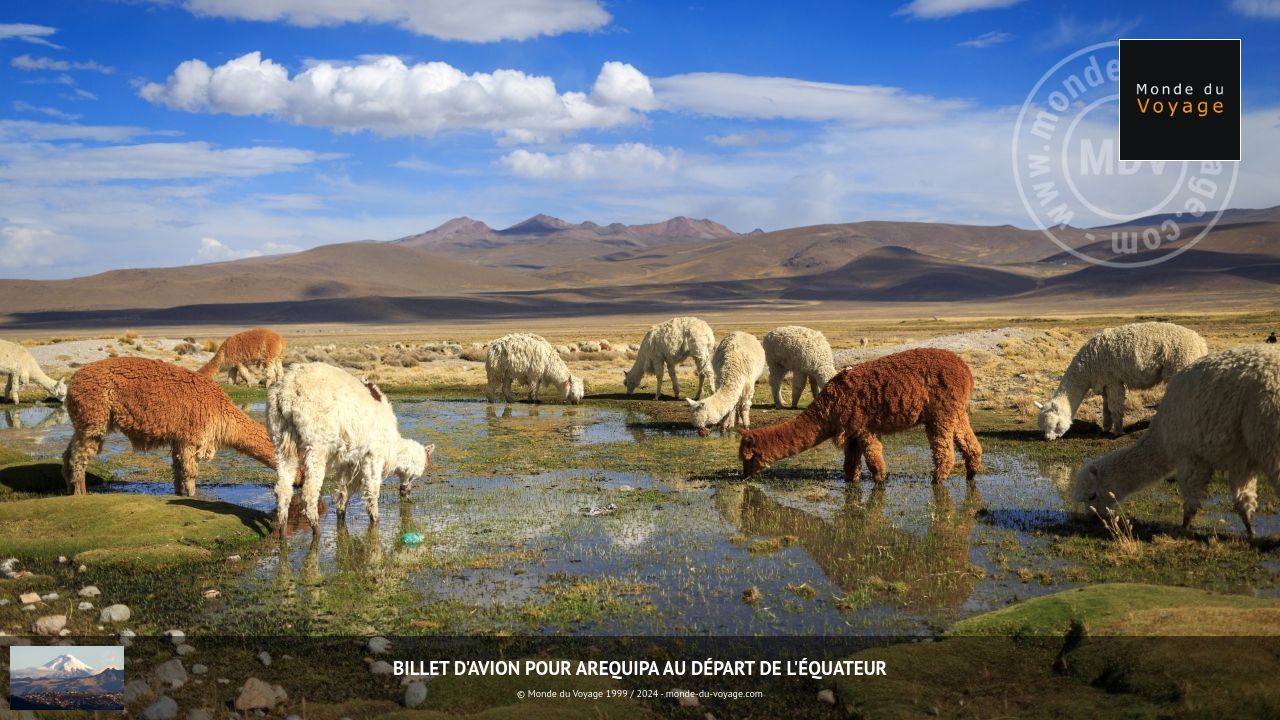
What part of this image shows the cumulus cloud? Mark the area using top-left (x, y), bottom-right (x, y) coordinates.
top-left (175, 0), bottom-right (610, 41)
top-left (0, 141), bottom-right (339, 183)
top-left (196, 236), bottom-right (300, 262)
top-left (500, 143), bottom-right (680, 181)
top-left (0, 222), bottom-right (80, 269)
top-left (11, 54), bottom-right (114, 73)
top-left (959, 30), bottom-right (1011, 48)
top-left (1232, 0), bottom-right (1280, 18)
top-left (140, 53), bottom-right (653, 142)
top-left (0, 23), bottom-right (63, 49)
top-left (897, 0), bottom-right (1023, 19)
top-left (652, 73), bottom-right (966, 125)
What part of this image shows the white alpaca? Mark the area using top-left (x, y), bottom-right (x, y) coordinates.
top-left (0, 339), bottom-right (67, 404)
top-left (1073, 345), bottom-right (1280, 539)
top-left (762, 326), bottom-right (836, 409)
top-left (484, 333), bottom-right (585, 404)
top-left (268, 362), bottom-right (433, 530)
top-left (1036, 322), bottom-right (1207, 439)
top-left (623, 316), bottom-right (716, 400)
top-left (686, 331), bottom-right (766, 435)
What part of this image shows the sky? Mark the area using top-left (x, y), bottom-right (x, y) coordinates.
top-left (10, 645), bottom-right (123, 671)
top-left (1, 0), bottom-right (1279, 278)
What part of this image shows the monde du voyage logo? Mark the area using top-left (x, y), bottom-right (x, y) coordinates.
top-left (1013, 39), bottom-right (1242, 269)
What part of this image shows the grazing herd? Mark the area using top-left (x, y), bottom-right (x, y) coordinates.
top-left (2, 317), bottom-right (1279, 542)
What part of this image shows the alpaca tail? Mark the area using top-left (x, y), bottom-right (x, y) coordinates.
top-left (197, 344), bottom-right (225, 378)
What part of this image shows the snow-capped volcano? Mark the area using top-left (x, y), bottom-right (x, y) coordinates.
top-left (12, 654), bottom-right (96, 678)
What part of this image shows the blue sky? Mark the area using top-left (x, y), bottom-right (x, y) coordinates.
top-left (1, 0), bottom-right (1278, 278)
top-left (10, 645), bottom-right (123, 671)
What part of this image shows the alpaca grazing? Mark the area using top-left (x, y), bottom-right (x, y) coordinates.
top-left (623, 316), bottom-right (716, 400)
top-left (61, 357), bottom-right (277, 495)
top-left (1073, 346), bottom-right (1280, 539)
top-left (484, 333), bottom-right (584, 404)
top-left (0, 339), bottom-right (67, 404)
top-left (762, 326), bottom-right (836, 409)
top-left (687, 331), bottom-right (765, 436)
top-left (738, 348), bottom-right (982, 485)
top-left (1036, 321), bottom-right (1207, 439)
top-left (268, 362), bottom-right (433, 531)
top-left (199, 328), bottom-right (286, 386)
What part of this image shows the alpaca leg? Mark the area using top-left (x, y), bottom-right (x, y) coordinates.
top-left (274, 445), bottom-right (301, 528)
top-left (1102, 384), bottom-right (1126, 435)
top-left (359, 456), bottom-right (381, 524)
top-left (790, 371), bottom-right (804, 409)
top-left (62, 433), bottom-right (103, 495)
top-left (953, 417), bottom-right (983, 485)
top-left (300, 451), bottom-right (327, 534)
top-left (333, 464), bottom-right (352, 519)
top-left (667, 361), bottom-right (681, 400)
top-left (530, 377), bottom-right (541, 403)
top-left (843, 437), bottom-right (866, 483)
top-left (768, 364), bottom-right (785, 409)
top-left (171, 444), bottom-right (199, 496)
top-left (484, 376), bottom-right (497, 403)
top-left (863, 435), bottom-right (887, 484)
top-left (234, 363), bottom-right (256, 386)
top-left (1176, 461), bottom-right (1213, 532)
top-left (1229, 472), bottom-right (1259, 540)
top-left (738, 385), bottom-right (753, 429)
top-left (3, 373), bottom-right (17, 404)
top-left (652, 360), bottom-right (663, 400)
top-left (926, 422), bottom-right (957, 484)
top-left (502, 378), bottom-right (514, 403)
top-left (808, 375), bottom-right (822, 403)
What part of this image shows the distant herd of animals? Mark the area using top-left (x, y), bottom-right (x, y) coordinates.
top-left (1, 318), bottom-right (1278, 541)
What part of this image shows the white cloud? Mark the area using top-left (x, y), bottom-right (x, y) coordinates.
top-left (0, 141), bottom-right (339, 183)
top-left (251, 193), bottom-right (325, 210)
top-left (0, 120), bottom-right (170, 142)
top-left (897, 0), bottom-right (1022, 19)
top-left (705, 130), bottom-right (791, 147)
top-left (959, 30), bottom-right (1011, 48)
top-left (0, 23), bottom-right (63, 49)
top-left (11, 54), bottom-right (114, 74)
top-left (12, 101), bottom-right (81, 121)
top-left (1045, 16), bottom-right (1142, 47)
top-left (652, 73), bottom-right (966, 125)
top-left (196, 236), bottom-right (300, 262)
top-left (500, 143), bottom-right (680, 181)
top-left (1232, 0), bottom-right (1280, 18)
top-left (0, 222), bottom-right (80, 269)
top-left (140, 53), bottom-right (653, 142)
top-left (176, 0), bottom-right (610, 41)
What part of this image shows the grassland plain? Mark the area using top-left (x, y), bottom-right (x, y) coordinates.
top-left (1, 311), bottom-right (1279, 718)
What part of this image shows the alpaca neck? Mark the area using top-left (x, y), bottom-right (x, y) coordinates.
top-left (197, 347), bottom-right (225, 377)
top-left (753, 411), bottom-right (833, 464)
top-left (1102, 434), bottom-right (1173, 501)
top-left (1054, 361), bottom-right (1093, 414)
top-left (221, 410), bottom-right (277, 468)
top-left (701, 365), bottom-right (748, 423)
top-left (26, 363), bottom-right (60, 392)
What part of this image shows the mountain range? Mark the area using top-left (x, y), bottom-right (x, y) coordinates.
top-left (1, 208), bottom-right (1277, 327)
top-left (10, 654), bottom-right (125, 709)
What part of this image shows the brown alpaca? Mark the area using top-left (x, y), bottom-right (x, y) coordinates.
top-left (739, 348), bottom-right (982, 485)
top-left (198, 328), bottom-right (286, 386)
top-left (62, 357), bottom-right (277, 496)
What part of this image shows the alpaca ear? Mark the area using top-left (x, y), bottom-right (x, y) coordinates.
top-left (1033, 400), bottom-right (1044, 410)
top-left (685, 398), bottom-right (697, 407)
top-left (424, 444), bottom-right (435, 462)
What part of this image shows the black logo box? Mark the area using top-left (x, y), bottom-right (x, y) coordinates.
top-left (1119, 39), bottom-right (1241, 162)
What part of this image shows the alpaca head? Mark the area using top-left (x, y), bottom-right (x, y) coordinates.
top-left (562, 376), bottom-right (585, 405)
top-left (394, 439), bottom-right (433, 497)
top-left (1035, 397), bottom-right (1072, 440)
top-left (1070, 458), bottom-right (1119, 514)
top-left (49, 378), bottom-right (68, 402)
top-left (685, 398), bottom-right (714, 437)
top-left (622, 368), bottom-right (641, 395)
top-left (738, 432), bottom-right (769, 478)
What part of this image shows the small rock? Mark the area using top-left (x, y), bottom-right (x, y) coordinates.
top-left (216, 678), bottom-right (230, 685)
top-left (672, 690), bottom-right (699, 708)
top-left (78, 601), bottom-right (93, 611)
top-left (225, 555), bottom-right (241, 562)
top-left (78, 564), bottom-right (88, 573)
top-left (40, 592), bottom-right (59, 601)
top-left (0, 557), bottom-right (17, 575)
top-left (120, 628), bottom-right (136, 637)
top-left (32, 614), bottom-right (67, 636)
top-left (705, 714), bottom-right (717, 720)
top-left (191, 664), bottom-right (207, 675)
top-left (370, 660), bottom-right (393, 675)
top-left (22, 604), bottom-right (36, 611)
top-left (285, 716), bottom-right (300, 720)
top-left (142, 695), bottom-right (178, 720)
top-left (257, 650), bottom-right (272, 667)
top-left (188, 709), bottom-right (213, 720)
top-left (165, 629), bottom-right (186, 645)
top-left (0, 598), bottom-right (8, 606)
top-left (18, 592), bottom-right (40, 605)
top-left (58, 555), bottom-right (68, 564)
top-left (176, 644), bottom-right (196, 656)
top-left (404, 681), bottom-right (427, 708)
top-left (201, 589), bottom-right (221, 600)
top-left (235, 677), bottom-right (286, 712)
top-left (100, 604), bottom-right (131, 623)
top-left (78, 586), bottom-right (101, 598)
top-left (58, 628), bottom-right (71, 637)
top-left (153, 658), bottom-right (187, 688)
top-left (927, 706), bottom-right (940, 716)
top-left (123, 679), bottom-right (153, 703)
top-left (617, 484), bottom-right (635, 492)
top-left (13, 570), bottom-right (31, 578)
top-left (368, 636), bottom-right (391, 654)
top-left (817, 689), bottom-right (835, 704)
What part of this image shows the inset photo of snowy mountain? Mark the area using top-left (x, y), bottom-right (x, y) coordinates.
top-left (9, 646), bottom-right (124, 711)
